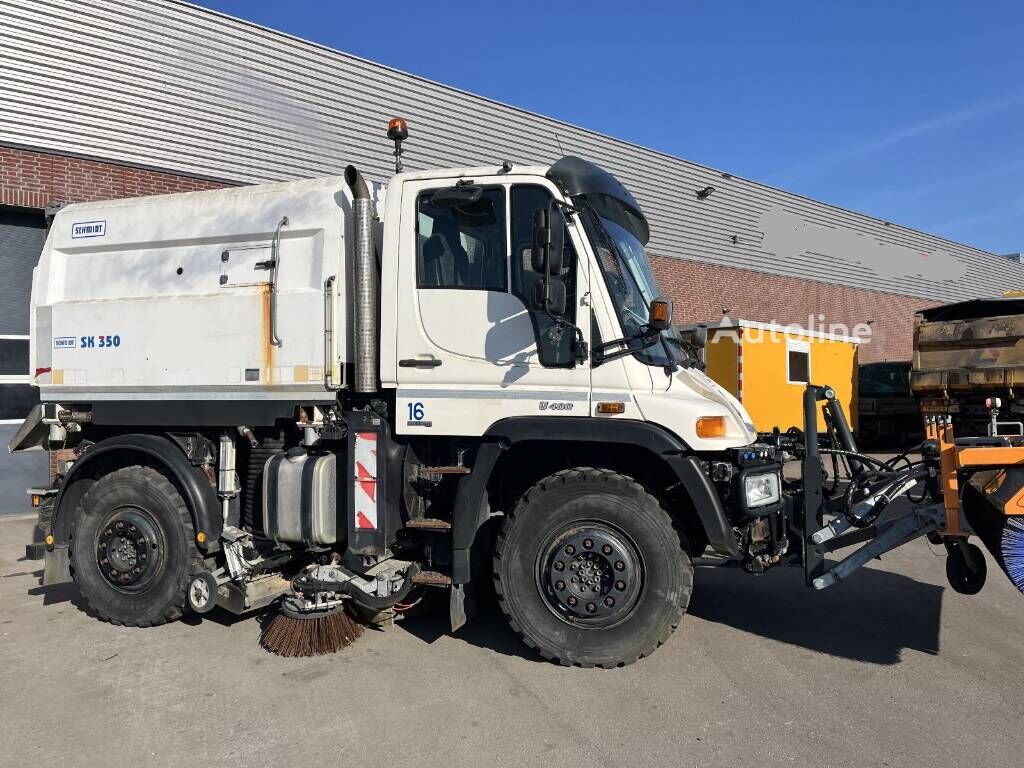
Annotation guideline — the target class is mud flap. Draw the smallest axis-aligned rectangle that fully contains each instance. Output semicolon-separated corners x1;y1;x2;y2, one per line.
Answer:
449;583;467;631
43;545;72;586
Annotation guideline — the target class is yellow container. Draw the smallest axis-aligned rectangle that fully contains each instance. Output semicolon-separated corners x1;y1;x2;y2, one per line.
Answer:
699;319;860;433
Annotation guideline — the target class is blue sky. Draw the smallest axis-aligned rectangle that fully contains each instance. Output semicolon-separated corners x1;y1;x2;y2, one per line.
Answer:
195;0;1022;254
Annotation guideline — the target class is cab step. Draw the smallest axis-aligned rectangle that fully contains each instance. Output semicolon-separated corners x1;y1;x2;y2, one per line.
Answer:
411;570;452;587
405;518;452;530
416;465;470;476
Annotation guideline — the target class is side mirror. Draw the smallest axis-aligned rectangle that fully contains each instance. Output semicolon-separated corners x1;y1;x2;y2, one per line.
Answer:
648;297;673;331
531;204;565;275
533;275;567;317
430;184;483;208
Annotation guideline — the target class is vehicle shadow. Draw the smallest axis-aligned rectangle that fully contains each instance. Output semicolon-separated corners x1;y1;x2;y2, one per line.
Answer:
27;581;257;629
400;593;538;662
27;580;85;608
403;564;945;666
689;562;943;664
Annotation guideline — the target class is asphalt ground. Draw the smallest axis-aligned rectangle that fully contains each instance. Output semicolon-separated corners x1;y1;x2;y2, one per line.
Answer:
3;499;1024;768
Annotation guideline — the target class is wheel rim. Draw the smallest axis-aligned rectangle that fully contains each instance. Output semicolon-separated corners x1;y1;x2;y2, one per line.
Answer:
95;505;164;592
189;575;211;609
536;522;644;628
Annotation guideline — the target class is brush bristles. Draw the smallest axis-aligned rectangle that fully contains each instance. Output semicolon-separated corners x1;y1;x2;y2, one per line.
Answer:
260;608;364;657
1001;517;1024;593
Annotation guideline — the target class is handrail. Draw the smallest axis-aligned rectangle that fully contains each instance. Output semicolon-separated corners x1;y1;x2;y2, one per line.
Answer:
269;215;289;347
323;275;342;390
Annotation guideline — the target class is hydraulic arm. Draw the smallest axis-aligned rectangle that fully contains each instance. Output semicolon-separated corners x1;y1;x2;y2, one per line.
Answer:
787;385;1024;597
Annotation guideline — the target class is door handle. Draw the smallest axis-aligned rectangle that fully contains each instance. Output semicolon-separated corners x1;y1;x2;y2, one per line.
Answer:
399;358;442;368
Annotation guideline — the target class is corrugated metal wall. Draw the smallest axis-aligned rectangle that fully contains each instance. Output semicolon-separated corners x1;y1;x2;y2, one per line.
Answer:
1;0;1019;304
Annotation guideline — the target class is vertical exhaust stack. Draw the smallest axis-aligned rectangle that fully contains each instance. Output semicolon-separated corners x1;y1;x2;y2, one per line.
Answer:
345;165;377;394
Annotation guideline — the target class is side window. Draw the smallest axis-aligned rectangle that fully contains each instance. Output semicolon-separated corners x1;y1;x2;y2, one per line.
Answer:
416;187;507;290
511;185;577;367
787;339;810;384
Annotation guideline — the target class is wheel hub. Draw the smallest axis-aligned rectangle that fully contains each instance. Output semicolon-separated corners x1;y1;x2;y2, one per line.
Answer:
96;506;161;591
189;576;211;607
538;524;643;628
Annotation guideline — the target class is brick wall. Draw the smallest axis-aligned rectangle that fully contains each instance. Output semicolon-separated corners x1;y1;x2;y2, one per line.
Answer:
0;146;227;209
650;254;936;363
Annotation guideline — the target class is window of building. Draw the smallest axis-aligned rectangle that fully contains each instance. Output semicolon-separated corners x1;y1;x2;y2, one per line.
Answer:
0;337;29;377
787;338;810;384
510;185;577;367
0;336;33;421
416;187;507;290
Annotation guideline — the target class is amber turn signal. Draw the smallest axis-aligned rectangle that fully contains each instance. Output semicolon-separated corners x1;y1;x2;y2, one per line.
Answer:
596;401;625;415
30;494;42;508
650;300;670;323
196;531;207;545
696;416;726;438
44;533;54;546
648;297;673;331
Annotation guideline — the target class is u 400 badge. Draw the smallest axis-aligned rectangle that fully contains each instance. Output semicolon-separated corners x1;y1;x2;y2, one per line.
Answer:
539;401;573;412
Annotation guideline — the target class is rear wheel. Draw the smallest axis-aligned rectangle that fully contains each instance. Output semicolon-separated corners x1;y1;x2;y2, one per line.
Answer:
494;468;693;667
69;465;202;626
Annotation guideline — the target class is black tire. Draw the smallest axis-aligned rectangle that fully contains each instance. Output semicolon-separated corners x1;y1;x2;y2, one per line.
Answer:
946;541;987;595
69;465;202;626
494;468;693;668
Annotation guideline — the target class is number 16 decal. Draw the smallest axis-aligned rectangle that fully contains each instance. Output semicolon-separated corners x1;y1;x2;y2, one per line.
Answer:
407;402;425;421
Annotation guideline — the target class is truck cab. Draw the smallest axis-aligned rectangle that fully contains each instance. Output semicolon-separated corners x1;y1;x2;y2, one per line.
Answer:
13;149;786;668
383;157;756;449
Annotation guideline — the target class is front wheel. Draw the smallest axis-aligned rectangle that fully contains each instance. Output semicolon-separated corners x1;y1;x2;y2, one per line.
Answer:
494;468;693;667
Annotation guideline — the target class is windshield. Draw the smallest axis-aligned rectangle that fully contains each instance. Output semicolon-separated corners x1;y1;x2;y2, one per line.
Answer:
859;362;911;397
578;201;681;366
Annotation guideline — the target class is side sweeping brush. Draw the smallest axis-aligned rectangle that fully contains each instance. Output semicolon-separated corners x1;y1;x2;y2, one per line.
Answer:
260;597;364;657
1001;516;1024;592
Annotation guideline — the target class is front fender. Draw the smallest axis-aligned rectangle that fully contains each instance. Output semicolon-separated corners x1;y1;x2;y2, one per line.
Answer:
450;417;739;583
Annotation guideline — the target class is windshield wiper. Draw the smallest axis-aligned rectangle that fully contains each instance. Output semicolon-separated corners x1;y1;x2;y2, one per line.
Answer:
662;335;699;369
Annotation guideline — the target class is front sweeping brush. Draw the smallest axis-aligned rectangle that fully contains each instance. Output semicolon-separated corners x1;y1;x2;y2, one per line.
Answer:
1001;517;1024;592
962;475;1024;593
260;596;364;657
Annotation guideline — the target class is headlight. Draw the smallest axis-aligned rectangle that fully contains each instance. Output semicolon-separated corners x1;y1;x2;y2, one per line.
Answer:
743;471;781;509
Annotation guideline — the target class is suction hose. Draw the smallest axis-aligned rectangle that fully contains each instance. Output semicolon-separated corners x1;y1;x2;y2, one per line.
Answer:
345;165;378;394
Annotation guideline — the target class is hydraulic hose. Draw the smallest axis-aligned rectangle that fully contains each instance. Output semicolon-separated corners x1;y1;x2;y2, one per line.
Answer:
841;464;932;529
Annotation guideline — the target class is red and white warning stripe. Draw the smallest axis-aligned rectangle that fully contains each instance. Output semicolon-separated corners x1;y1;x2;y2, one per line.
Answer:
353;431;378;530
736;338;743;403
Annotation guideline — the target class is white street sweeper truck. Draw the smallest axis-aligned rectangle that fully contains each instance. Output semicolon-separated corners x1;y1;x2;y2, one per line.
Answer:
12;121;1015;665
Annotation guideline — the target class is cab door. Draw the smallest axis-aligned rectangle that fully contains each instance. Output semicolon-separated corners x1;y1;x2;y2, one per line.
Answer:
395;176;592;436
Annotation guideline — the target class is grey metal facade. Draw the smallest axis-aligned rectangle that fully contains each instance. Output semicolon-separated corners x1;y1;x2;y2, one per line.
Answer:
0;0;1020;304
0;210;45;337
